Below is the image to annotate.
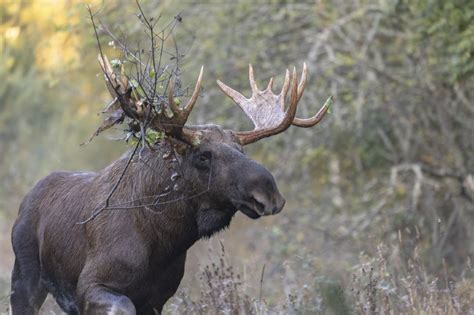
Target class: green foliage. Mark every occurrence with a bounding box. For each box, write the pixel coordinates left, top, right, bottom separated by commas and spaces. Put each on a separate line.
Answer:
396, 0, 474, 82
127, 129, 165, 146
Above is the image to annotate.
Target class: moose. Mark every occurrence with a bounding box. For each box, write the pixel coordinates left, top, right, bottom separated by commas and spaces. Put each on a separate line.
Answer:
10, 55, 330, 314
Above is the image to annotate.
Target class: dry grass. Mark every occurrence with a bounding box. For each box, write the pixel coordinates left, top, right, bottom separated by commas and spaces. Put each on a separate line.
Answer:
350, 243, 473, 315
167, 240, 474, 315
167, 243, 256, 315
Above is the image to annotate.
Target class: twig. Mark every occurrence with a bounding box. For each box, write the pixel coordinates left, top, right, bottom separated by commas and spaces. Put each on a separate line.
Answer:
103, 156, 213, 213
78, 138, 141, 224
135, 0, 160, 105
81, 2, 194, 222
259, 264, 265, 304
87, 5, 138, 120
99, 21, 146, 68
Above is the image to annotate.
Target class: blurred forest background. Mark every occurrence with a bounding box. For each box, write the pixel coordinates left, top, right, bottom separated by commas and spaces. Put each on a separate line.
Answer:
1, 0, 473, 314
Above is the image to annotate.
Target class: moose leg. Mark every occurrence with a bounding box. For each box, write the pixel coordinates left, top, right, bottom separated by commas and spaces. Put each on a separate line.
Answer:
148, 253, 187, 314
135, 303, 158, 315
10, 258, 47, 315
10, 221, 48, 315
80, 285, 136, 315
77, 255, 143, 315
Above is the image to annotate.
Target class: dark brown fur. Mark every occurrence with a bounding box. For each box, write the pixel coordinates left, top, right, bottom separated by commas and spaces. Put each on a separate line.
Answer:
10, 125, 285, 314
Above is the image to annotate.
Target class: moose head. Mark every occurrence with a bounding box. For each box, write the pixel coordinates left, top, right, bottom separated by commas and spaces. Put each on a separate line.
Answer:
96, 55, 330, 229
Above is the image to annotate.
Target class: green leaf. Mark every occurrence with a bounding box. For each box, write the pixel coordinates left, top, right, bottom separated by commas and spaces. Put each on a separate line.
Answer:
324, 96, 333, 114
129, 79, 139, 88
145, 129, 165, 144
110, 59, 122, 68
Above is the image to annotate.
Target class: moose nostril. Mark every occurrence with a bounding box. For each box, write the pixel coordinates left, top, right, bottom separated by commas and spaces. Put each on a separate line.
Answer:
251, 198, 265, 213
273, 197, 285, 214
251, 192, 285, 215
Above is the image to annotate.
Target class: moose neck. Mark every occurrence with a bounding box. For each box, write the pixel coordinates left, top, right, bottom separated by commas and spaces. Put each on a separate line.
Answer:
96, 144, 235, 255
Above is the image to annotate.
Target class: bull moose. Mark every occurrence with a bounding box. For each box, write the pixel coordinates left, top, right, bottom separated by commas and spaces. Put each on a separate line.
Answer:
10, 56, 330, 314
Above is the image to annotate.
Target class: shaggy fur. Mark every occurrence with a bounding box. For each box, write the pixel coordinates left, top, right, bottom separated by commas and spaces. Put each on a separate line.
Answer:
10, 125, 285, 314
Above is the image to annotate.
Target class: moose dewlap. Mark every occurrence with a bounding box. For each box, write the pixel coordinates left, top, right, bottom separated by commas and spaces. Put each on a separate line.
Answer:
10, 59, 330, 314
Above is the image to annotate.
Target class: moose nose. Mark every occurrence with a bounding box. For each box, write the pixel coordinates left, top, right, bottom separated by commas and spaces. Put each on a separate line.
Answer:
272, 194, 286, 214
259, 193, 286, 215
252, 191, 286, 216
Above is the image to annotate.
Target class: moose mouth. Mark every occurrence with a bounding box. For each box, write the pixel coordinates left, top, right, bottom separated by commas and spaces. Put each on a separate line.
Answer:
239, 204, 261, 219
232, 199, 264, 219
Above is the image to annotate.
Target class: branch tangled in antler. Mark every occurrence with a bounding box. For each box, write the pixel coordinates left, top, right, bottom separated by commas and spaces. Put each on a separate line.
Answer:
94, 53, 204, 146
86, 3, 332, 149
84, 3, 188, 147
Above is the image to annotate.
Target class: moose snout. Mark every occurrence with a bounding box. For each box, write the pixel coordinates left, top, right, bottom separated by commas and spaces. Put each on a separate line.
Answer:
235, 159, 287, 217
251, 190, 286, 216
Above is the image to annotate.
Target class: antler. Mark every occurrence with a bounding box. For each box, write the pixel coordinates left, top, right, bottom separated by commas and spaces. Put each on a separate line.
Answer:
150, 66, 204, 144
217, 63, 330, 145
96, 54, 204, 145
97, 54, 139, 119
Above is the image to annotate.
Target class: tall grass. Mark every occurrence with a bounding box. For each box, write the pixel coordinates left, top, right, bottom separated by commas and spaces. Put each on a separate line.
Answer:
167, 239, 473, 315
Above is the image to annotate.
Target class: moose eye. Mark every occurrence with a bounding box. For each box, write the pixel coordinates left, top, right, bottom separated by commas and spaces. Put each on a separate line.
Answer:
199, 153, 210, 162
193, 151, 212, 170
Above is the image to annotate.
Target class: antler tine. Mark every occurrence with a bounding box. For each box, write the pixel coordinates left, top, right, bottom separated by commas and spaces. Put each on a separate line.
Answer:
167, 80, 180, 115
216, 80, 247, 106
98, 54, 115, 76
292, 96, 332, 128
286, 66, 299, 121
183, 65, 204, 113
98, 54, 117, 98
291, 62, 332, 128
167, 66, 204, 125
297, 62, 308, 102
266, 77, 274, 91
279, 69, 291, 110
248, 64, 258, 92
97, 54, 139, 119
